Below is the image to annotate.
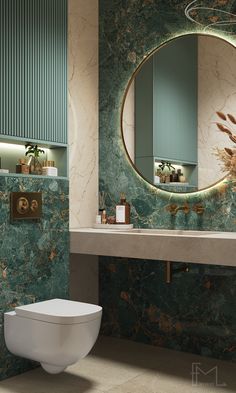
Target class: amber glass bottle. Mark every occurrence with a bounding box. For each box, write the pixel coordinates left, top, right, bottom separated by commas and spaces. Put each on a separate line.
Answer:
115, 193, 130, 224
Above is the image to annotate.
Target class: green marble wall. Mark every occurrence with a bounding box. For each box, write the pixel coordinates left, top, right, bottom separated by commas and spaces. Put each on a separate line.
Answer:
99, 0, 236, 361
0, 0, 68, 381
0, 176, 69, 380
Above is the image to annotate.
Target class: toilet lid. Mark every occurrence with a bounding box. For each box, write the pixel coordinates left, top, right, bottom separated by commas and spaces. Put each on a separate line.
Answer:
15, 298, 102, 325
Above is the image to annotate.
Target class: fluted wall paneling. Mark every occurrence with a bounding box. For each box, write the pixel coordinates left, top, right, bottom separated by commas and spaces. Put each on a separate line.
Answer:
0, 0, 67, 144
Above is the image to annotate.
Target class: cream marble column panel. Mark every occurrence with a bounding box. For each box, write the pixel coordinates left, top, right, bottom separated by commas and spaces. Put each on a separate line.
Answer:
68, 0, 98, 228
198, 36, 236, 189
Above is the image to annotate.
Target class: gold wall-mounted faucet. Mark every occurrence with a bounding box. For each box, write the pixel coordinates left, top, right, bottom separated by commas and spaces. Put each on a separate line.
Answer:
166, 203, 190, 216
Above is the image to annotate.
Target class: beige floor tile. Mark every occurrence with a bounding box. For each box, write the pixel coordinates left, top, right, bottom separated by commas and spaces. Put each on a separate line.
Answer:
0, 337, 235, 393
67, 354, 141, 391
105, 379, 164, 393
0, 367, 105, 393
92, 337, 236, 392
118, 371, 234, 393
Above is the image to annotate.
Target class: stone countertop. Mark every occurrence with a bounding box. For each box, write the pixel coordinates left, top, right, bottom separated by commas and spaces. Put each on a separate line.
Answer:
70, 228, 236, 267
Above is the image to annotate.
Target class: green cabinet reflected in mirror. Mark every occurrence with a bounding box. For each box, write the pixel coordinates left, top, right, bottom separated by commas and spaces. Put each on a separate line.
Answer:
122, 33, 234, 193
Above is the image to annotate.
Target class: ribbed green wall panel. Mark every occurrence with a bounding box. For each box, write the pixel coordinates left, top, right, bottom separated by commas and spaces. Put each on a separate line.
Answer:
0, 0, 67, 144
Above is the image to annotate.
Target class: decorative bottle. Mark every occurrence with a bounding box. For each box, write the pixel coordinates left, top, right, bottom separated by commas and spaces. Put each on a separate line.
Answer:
115, 193, 130, 224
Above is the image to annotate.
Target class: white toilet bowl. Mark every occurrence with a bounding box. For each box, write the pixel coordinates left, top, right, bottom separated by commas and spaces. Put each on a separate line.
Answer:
4, 298, 102, 374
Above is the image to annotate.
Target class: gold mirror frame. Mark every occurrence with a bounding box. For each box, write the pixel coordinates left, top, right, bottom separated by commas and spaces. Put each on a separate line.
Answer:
120, 32, 232, 195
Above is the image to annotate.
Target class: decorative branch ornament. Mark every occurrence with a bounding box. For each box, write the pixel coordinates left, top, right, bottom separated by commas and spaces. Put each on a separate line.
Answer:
215, 111, 236, 178
185, 0, 236, 33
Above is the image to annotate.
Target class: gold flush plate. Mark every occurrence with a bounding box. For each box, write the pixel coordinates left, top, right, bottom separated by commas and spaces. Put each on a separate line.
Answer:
10, 192, 42, 220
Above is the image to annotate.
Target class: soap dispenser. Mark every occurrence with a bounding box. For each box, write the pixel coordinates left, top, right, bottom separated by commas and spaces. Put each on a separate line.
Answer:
115, 193, 130, 224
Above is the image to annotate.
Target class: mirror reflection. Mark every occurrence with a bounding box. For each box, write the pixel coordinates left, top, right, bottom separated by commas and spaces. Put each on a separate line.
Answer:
122, 34, 235, 193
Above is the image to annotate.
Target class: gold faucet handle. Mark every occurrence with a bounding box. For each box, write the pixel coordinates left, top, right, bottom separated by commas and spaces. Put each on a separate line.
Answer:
166, 204, 178, 215
192, 204, 205, 215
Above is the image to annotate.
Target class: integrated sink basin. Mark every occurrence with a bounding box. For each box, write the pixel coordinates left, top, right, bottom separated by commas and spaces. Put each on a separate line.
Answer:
112, 228, 236, 238
111, 228, 223, 234
70, 227, 236, 267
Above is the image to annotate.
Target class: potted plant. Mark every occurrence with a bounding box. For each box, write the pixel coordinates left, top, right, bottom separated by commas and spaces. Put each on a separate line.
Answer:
158, 161, 175, 183
25, 143, 45, 175
158, 161, 175, 172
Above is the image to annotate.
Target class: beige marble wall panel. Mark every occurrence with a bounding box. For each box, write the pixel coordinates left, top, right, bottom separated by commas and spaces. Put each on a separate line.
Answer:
68, 0, 98, 228
198, 36, 236, 189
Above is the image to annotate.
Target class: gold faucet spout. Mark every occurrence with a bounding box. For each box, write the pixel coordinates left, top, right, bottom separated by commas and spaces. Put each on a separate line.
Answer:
176, 203, 190, 215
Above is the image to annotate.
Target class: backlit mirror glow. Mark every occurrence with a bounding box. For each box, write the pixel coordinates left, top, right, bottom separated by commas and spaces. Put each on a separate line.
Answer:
122, 34, 234, 193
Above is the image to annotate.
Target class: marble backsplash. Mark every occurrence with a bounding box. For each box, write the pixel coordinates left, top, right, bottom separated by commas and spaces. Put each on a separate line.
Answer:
99, 0, 236, 228
99, 0, 236, 361
0, 176, 69, 380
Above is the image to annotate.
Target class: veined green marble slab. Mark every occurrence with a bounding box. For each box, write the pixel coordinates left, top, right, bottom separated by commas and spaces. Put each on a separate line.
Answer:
99, 0, 236, 362
0, 176, 69, 380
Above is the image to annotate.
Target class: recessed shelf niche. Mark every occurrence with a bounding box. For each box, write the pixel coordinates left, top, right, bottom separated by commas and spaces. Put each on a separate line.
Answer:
0, 137, 68, 178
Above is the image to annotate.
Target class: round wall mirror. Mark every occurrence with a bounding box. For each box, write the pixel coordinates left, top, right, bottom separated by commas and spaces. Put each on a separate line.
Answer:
122, 34, 234, 193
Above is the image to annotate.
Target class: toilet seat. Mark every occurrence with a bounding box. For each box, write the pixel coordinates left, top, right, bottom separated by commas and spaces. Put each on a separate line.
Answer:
15, 298, 102, 325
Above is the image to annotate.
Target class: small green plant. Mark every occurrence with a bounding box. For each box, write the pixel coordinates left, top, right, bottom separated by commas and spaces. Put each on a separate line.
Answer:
158, 161, 175, 172
25, 143, 45, 158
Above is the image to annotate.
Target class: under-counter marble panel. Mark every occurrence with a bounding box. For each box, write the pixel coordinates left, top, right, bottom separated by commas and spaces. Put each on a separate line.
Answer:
0, 176, 69, 380
68, 0, 98, 229
100, 257, 236, 362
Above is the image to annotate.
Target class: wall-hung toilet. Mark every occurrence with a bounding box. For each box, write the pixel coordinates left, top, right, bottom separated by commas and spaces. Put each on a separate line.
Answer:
4, 298, 102, 374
